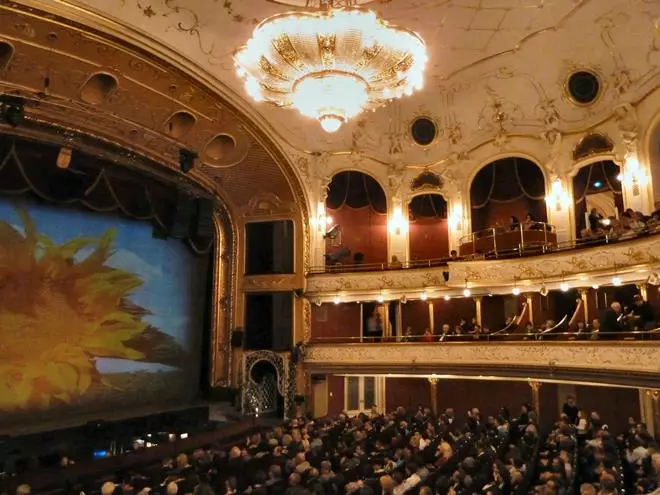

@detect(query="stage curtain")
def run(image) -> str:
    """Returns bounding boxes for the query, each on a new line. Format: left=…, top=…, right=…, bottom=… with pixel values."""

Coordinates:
left=0, top=135, right=212, bottom=253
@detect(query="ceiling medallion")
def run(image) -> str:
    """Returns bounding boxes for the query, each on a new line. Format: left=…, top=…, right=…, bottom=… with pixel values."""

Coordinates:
left=234, top=1, right=427, bottom=133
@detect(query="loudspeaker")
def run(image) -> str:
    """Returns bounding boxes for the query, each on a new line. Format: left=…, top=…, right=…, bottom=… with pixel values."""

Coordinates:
left=196, top=197, right=214, bottom=237
left=230, top=329, right=244, bottom=348
left=170, top=192, right=195, bottom=239
left=179, top=149, right=197, bottom=173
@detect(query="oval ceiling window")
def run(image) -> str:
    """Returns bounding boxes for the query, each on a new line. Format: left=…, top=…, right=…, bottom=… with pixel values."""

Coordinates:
left=567, top=70, right=601, bottom=105
left=411, top=116, right=437, bottom=146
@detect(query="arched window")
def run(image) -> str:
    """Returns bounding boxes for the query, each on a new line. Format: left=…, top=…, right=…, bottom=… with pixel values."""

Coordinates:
left=408, top=193, right=449, bottom=262
left=572, top=160, right=623, bottom=237
left=325, top=171, right=387, bottom=269
left=470, top=157, right=547, bottom=232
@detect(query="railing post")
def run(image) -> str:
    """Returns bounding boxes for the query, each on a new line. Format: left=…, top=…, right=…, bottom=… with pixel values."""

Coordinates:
left=519, top=223, right=524, bottom=256
left=492, top=228, right=498, bottom=257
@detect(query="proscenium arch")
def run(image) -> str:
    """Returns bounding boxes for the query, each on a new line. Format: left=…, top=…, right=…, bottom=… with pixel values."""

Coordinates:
left=469, top=155, right=548, bottom=233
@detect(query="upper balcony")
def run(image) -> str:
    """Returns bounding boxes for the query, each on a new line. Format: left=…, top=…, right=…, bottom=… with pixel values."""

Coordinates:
left=306, top=228, right=660, bottom=300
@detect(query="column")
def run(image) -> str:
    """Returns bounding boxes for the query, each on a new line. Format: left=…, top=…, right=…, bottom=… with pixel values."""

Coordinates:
left=526, top=294, right=535, bottom=327
left=639, top=389, right=659, bottom=437
left=448, top=194, right=467, bottom=254
left=396, top=301, right=403, bottom=341
left=388, top=198, right=409, bottom=263
left=580, top=289, right=590, bottom=323
left=428, top=300, right=435, bottom=334
left=528, top=380, right=543, bottom=422
left=383, top=302, right=392, bottom=338
left=474, top=296, right=483, bottom=326
left=429, top=378, right=439, bottom=415
left=636, top=283, right=648, bottom=302
left=545, top=177, right=573, bottom=246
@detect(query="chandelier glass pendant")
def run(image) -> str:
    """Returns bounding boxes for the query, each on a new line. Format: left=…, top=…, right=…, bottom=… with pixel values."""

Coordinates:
left=234, top=4, right=427, bottom=133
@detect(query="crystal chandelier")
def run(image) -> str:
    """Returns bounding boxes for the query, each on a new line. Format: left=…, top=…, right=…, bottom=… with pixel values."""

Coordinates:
left=234, top=3, right=427, bottom=133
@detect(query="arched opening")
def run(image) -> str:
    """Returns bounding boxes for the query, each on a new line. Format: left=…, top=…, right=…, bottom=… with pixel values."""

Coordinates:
left=466, top=157, right=548, bottom=256
left=470, top=157, right=547, bottom=231
left=205, top=134, right=236, bottom=160
left=249, top=359, right=284, bottom=418
left=408, top=193, right=449, bottom=263
left=164, top=111, right=196, bottom=139
left=573, top=133, right=614, bottom=161
left=573, top=160, right=623, bottom=239
left=325, top=171, right=387, bottom=270
left=0, top=41, right=14, bottom=71
left=79, top=73, right=118, bottom=105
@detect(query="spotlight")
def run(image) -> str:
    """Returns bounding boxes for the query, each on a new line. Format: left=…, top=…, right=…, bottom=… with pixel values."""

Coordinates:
left=593, top=181, right=602, bottom=188
left=179, top=148, right=198, bottom=173
left=56, top=147, right=72, bottom=169
left=0, top=96, right=25, bottom=127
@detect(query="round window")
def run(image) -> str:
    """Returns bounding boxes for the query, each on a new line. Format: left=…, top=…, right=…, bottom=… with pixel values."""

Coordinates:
left=567, top=70, right=601, bottom=105
left=410, top=117, right=437, bottom=146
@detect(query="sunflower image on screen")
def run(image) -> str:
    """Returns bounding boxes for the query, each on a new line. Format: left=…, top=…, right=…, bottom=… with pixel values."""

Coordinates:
left=0, top=205, right=182, bottom=412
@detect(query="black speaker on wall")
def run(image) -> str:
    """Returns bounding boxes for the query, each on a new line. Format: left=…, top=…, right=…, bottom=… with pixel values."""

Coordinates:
left=230, top=329, right=244, bottom=348
left=170, top=192, right=195, bottom=239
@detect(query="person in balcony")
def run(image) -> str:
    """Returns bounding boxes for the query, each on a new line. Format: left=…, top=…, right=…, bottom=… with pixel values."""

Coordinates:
left=630, top=294, right=656, bottom=330
left=389, top=255, right=403, bottom=269
left=600, top=302, right=623, bottom=338
left=588, top=208, right=604, bottom=232
left=509, top=216, right=521, bottom=232
left=421, top=328, right=434, bottom=342
left=438, top=323, right=451, bottom=341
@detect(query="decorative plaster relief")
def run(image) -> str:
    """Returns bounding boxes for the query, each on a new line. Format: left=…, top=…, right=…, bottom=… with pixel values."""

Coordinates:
left=306, top=269, right=448, bottom=294
left=244, top=274, right=298, bottom=291
left=449, top=236, right=660, bottom=285
left=307, top=235, right=660, bottom=295
left=305, top=342, right=660, bottom=375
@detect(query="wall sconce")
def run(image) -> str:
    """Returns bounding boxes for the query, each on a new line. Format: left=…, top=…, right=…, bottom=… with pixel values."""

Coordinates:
left=545, top=179, right=571, bottom=212
left=449, top=203, right=464, bottom=231
left=313, top=201, right=333, bottom=233
left=620, top=156, right=648, bottom=197
left=388, top=204, right=409, bottom=235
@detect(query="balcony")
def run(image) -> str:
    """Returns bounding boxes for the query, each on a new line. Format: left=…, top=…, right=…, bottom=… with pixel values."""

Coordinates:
left=306, top=230, right=660, bottom=299
left=304, top=338, right=660, bottom=388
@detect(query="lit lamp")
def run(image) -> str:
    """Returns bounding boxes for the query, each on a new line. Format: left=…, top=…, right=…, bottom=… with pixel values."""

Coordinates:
left=545, top=179, right=571, bottom=212
left=313, top=202, right=333, bottom=233
left=234, top=5, right=427, bottom=133
left=620, top=156, right=648, bottom=196
left=388, top=205, right=409, bottom=235
left=449, top=203, right=464, bottom=231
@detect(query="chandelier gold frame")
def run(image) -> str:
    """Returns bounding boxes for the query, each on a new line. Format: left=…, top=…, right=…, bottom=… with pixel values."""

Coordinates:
left=234, top=6, right=427, bottom=132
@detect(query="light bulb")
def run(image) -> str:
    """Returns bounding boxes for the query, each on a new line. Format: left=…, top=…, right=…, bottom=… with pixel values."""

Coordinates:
left=320, top=115, right=342, bottom=133
left=420, top=291, right=428, bottom=301
left=444, top=295, right=450, bottom=301
left=512, top=287, right=521, bottom=296
left=612, top=276, right=622, bottom=286
left=333, top=295, right=341, bottom=305
left=560, top=282, right=570, bottom=292
left=377, top=294, right=384, bottom=303
left=462, top=288, right=471, bottom=297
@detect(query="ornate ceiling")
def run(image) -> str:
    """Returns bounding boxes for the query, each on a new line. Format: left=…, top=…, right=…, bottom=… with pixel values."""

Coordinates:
left=0, top=0, right=308, bottom=225
left=21, top=0, right=660, bottom=170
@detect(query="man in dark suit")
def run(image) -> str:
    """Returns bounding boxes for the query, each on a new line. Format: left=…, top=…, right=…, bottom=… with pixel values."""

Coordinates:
left=600, top=302, right=622, bottom=339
